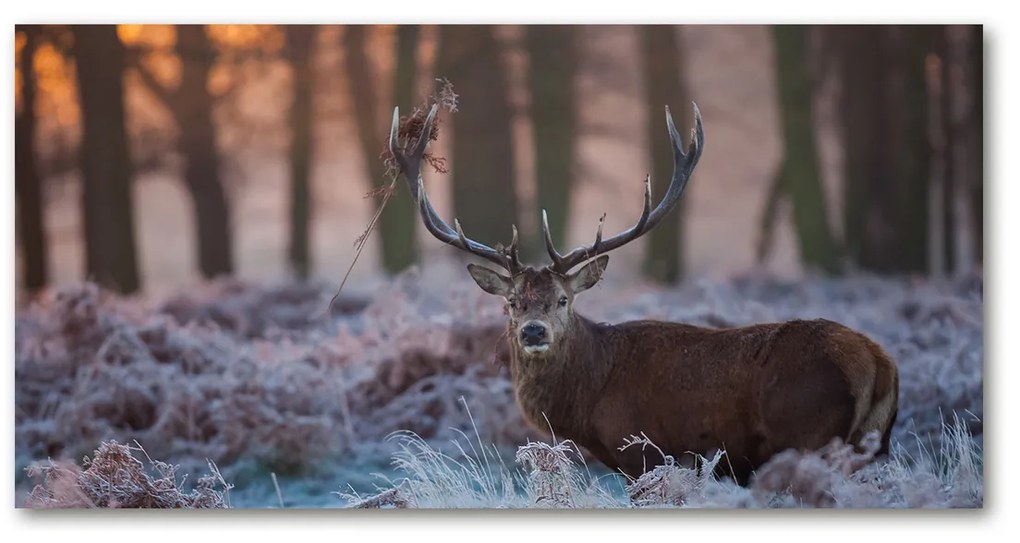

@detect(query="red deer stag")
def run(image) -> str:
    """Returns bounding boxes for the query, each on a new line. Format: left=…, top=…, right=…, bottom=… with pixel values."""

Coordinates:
left=386, top=102, right=898, bottom=484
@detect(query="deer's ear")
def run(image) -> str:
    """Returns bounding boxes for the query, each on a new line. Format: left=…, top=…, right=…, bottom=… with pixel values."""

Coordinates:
left=467, top=264, right=513, bottom=297
left=568, top=255, right=609, bottom=294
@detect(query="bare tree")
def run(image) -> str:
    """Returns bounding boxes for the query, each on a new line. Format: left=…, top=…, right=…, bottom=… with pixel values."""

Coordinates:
left=16, top=25, right=49, bottom=292
left=830, top=25, right=931, bottom=274
left=765, top=25, right=840, bottom=273
left=437, top=25, right=519, bottom=248
left=72, top=24, right=141, bottom=293
left=526, top=25, right=577, bottom=257
left=130, top=24, right=234, bottom=279
left=965, top=26, right=983, bottom=265
left=385, top=25, right=423, bottom=272
left=945, top=25, right=982, bottom=272
left=284, top=25, right=318, bottom=279
left=639, top=25, right=692, bottom=282
left=343, top=25, right=422, bottom=273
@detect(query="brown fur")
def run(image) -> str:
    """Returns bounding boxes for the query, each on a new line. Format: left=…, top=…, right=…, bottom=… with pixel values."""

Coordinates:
left=471, top=263, right=899, bottom=485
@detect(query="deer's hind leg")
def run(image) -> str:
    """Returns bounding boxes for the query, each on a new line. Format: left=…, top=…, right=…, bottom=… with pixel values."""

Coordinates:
left=755, top=351, right=857, bottom=463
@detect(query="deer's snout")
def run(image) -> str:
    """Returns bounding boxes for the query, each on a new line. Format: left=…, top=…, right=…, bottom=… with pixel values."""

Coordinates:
left=519, top=321, right=551, bottom=353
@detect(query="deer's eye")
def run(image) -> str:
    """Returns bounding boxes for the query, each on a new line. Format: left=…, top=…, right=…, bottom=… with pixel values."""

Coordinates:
left=558, top=296, right=568, bottom=307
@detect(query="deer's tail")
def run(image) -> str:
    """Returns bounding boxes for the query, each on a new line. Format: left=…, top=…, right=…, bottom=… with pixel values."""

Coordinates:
left=849, top=342, right=899, bottom=454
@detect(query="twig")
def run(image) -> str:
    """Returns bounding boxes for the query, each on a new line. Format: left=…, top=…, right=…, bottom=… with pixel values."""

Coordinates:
left=206, top=460, right=233, bottom=509
left=326, top=176, right=399, bottom=314
left=347, top=480, right=414, bottom=509
left=270, top=472, right=285, bottom=509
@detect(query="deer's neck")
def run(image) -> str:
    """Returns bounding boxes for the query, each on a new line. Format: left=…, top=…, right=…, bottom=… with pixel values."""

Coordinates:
left=508, top=314, right=613, bottom=441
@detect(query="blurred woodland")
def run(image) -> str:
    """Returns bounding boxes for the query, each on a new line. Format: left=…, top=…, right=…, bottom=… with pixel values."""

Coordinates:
left=13, top=25, right=984, bottom=297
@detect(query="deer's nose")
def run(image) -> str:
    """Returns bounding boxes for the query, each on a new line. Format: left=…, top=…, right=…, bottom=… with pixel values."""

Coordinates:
left=522, top=323, right=546, bottom=338
left=520, top=322, right=548, bottom=345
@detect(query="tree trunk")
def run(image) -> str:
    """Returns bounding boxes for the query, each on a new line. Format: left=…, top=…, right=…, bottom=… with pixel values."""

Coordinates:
left=933, top=27, right=957, bottom=275
left=925, top=36, right=948, bottom=278
left=16, top=26, right=49, bottom=292
left=72, top=24, right=140, bottom=293
left=175, top=25, right=233, bottom=278
left=639, top=25, right=691, bottom=283
left=836, top=26, right=877, bottom=269
left=383, top=24, right=421, bottom=272
left=771, top=25, right=839, bottom=273
left=285, top=25, right=317, bottom=279
left=945, top=25, right=981, bottom=273
left=344, top=26, right=420, bottom=273
left=834, top=25, right=931, bottom=274
left=526, top=25, right=577, bottom=260
left=437, top=25, right=519, bottom=249
left=896, top=26, right=933, bottom=274
left=967, top=26, right=983, bottom=265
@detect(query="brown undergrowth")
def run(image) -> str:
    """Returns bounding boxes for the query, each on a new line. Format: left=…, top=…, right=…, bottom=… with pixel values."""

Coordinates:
left=25, top=440, right=231, bottom=509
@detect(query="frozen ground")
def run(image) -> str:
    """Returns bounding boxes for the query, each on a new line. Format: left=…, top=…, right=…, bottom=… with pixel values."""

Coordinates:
left=14, top=260, right=983, bottom=508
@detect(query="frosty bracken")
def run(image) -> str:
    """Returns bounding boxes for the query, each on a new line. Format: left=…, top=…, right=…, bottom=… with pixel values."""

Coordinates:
left=386, top=101, right=899, bottom=485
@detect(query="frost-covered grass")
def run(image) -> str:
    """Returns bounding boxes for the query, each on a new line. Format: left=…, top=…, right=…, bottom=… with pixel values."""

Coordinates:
left=14, top=262, right=983, bottom=508
left=339, top=432, right=623, bottom=509
left=337, top=410, right=982, bottom=509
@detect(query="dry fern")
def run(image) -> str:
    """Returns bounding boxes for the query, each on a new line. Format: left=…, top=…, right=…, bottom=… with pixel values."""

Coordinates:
left=620, top=433, right=727, bottom=507
left=515, top=440, right=582, bottom=508
left=24, top=440, right=232, bottom=509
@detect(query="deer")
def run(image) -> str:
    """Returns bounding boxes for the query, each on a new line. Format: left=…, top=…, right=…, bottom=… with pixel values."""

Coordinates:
left=385, top=101, right=899, bottom=485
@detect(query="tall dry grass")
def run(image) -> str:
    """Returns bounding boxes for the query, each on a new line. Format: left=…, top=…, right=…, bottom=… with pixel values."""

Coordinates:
left=339, top=412, right=981, bottom=509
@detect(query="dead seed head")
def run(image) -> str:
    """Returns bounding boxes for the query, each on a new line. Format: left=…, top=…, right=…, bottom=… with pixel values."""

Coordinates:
left=381, top=78, right=459, bottom=179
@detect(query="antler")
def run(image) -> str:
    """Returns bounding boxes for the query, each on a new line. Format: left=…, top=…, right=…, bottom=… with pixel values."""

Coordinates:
left=542, top=102, right=704, bottom=274
left=388, top=104, right=523, bottom=274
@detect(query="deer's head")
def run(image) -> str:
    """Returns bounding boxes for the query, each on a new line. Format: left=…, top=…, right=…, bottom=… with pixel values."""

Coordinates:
left=466, top=258, right=608, bottom=355
left=387, top=102, right=703, bottom=357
